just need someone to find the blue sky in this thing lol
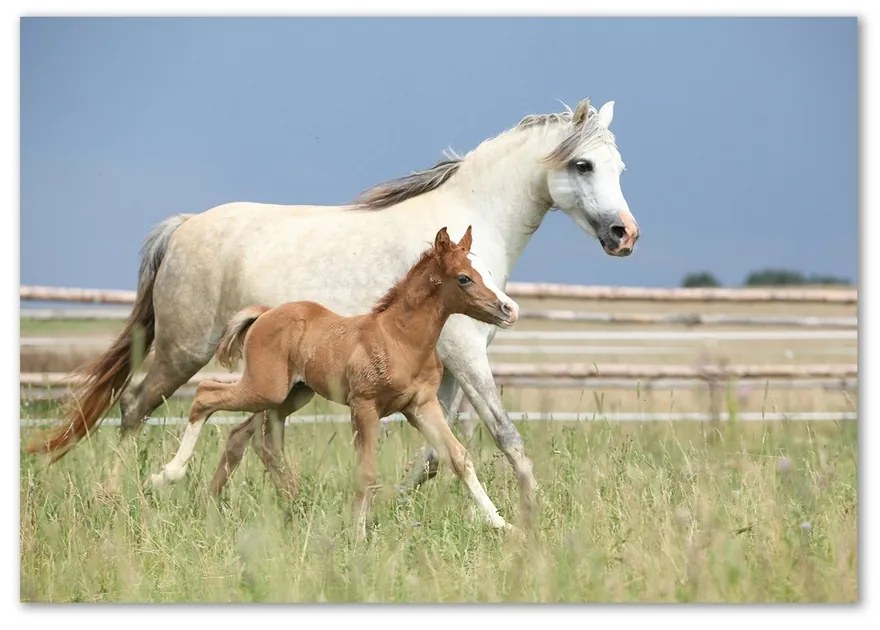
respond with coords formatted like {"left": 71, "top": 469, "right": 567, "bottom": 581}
{"left": 19, "top": 16, "right": 857, "bottom": 289}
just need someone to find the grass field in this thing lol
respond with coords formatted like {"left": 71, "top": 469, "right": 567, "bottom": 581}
{"left": 19, "top": 296, "right": 859, "bottom": 603}
{"left": 20, "top": 416, "right": 857, "bottom": 603}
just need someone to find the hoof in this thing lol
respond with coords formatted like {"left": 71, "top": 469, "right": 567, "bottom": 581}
{"left": 501, "top": 523, "right": 526, "bottom": 541}
{"left": 354, "top": 526, "right": 368, "bottom": 545}
{"left": 147, "top": 471, "right": 168, "bottom": 489}
{"left": 99, "top": 471, "right": 125, "bottom": 496}
{"left": 94, "top": 480, "right": 124, "bottom": 502}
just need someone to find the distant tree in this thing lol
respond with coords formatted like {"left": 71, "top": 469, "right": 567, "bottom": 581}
{"left": 744, "top": 268, "right": 806, "bottom": 286}
{"left": 681, "top": 272, "right": 721, "bottom": 288}
{"left": 805, "top": 274, "right": 852, "bottom": 286}
{"left": 744, "top": 268, "right": 852, "bottom": 286}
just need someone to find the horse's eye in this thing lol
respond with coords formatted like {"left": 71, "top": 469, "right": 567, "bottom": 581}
{"left": 573, "top": 159, "right": 594, "bottom": 174}
{"left": 457, "top": 275, "right": 472, "bottom": 286}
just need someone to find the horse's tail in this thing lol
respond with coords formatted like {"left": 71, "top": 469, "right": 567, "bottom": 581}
{"left": 215, "top": 305, "right": 272, "bottom": 371}
{"left": 25, "top": 214, "right": 193, "bottom": 462}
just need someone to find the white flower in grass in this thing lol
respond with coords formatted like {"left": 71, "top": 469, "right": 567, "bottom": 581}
{"left": 776, "top": 456, "right": 793, "bottom": 473}
{"left": 674, "top": 506, "right": 691, "bottom": 526}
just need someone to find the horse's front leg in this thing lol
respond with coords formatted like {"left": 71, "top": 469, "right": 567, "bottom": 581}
{"left": 439, "top": 323, "right": 538, "bottom": 528}
{"left": 398, "top": 369, "right": 464, "bottom": 492}
{"left": 404, "top": 398, "right": 512, "bottom": 533}
{"left": 350, "top": 401, "right": 380, "bottom": 543}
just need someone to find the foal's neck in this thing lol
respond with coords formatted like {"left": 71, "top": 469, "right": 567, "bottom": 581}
{"left": 376, "top": 263, "right": 449, "bottom": 353}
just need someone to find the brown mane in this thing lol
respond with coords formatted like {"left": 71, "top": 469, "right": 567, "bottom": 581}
{"left": 371, "top": 247, "right": 437, "bottom": 313}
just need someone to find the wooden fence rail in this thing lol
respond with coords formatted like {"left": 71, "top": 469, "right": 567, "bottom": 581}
{"left": 519, "top": 310, "right": 857, "bottom": 328}
{"left": 509, "top": 283, "right": 857, "bottom": 303}
{"left": 21, "top": 286, "right": 137, "bottom": 305}
{"left": 19, "top": 363, "right": 858, "bottom": 390}
{"left": 19, "top": 307, "right": 859, "bottom": 329}
{"left": 20, "top": 283, "right": 858, "bottom": 305}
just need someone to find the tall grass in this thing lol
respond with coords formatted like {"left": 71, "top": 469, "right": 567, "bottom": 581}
{"left": 20, "top": 417, "right": 857, "bottom": 603}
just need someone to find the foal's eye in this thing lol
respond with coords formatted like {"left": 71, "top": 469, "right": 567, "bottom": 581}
{"left": 457, "top": 275, "right": 473, "bottom": 286}
{"left": 573, "top": 159, "right": 594, "bottom": 174}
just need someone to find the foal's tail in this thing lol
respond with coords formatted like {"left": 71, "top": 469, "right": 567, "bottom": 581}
{"left": 215, "top": 305, "right": 272, "bottom": 370}
{"left": 25, "top": 214, "right": 193, "bottom": 462}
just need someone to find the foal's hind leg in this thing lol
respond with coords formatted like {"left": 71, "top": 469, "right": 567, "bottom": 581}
{"left": 251, "top": 385, "right": 315, "bottom": 499}
{"left": 149, "top": 379, "right": 282, "bottom": 488}
{"left": 206, "top": 413, "right": 263, "bottom": 495}
{"left": 404, "top": 399, "right": 512, "bottom": 533}
{"left": 208, "top": 384, "right": 315, "bottom": 498}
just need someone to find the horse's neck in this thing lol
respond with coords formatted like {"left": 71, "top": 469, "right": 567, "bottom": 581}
{"left": 442, "top": 127, "right": 562, "bottom": 281}
{"left": 376, "top": 272, "right": 448, "bottom": 359}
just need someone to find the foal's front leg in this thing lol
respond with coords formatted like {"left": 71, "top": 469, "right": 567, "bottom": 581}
{"left": 398, "top": 369, "right": 463, "bottom": 492}
{"left": 401, "top": 323, "right": 537, "bottom": 526}
{"left": 404, "top": 398, "right": 513, "bottom": 533}
{"left": 350, "top": 401, "right": 380, "bottom": 543}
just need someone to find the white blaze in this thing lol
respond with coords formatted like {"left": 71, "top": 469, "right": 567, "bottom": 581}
{"left": 467, "top": 253, "right": 519, "bottom": 322}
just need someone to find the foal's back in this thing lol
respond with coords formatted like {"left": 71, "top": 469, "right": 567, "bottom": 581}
{"left": 242, "top": 300, "right": 380, "bottom": 406}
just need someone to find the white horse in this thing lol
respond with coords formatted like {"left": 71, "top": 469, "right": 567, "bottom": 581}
{"left": 29, "top": 97, "right": 639, "bottom": 521}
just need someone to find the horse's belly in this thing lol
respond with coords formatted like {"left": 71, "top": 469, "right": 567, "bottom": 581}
{"left": 297, "top": 351, "right": 352, "bottom": 406}
{"left": 307, "top": 378, "right": 350, "bottom": 407}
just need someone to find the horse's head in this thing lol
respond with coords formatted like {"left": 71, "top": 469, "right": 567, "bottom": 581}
{"left": 543, "top": 98, "right": 640, "bottom": 257}
{"left": 432, "top": 226, "right": 519, "bottom": 328}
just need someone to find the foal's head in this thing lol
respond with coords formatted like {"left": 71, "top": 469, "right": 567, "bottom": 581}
{"left": 432, "top": 226, "right": 519, "bottom": 328}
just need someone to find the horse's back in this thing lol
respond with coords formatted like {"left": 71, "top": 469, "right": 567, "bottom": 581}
{"left": 148, "top": 198, "right": 479, "bottom": 363}
{"left": 246, "top": 299, "right": 341, "bottom": 353}
{"left": 272, "top": 299, "right": 339, "bottom": 323}
{"left": 154, "top": 201, "right": 424, "bottom": 319}
{"left": 270, "top": 300, "right": 372, "bottom": 343}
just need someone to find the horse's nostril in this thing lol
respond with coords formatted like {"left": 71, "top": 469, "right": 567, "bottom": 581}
{"left": 500, "top": 302, "right": 511, "bottom": 315}
{"left": 610, "top": 225, "right": 627, "bottom": 241}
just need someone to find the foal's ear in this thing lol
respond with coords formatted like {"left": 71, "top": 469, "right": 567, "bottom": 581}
{"left": 434, "top": 226, "right": 451, "bottom": 251}
{"left": 457, "top": 225, "right": 473, "bottom": 253}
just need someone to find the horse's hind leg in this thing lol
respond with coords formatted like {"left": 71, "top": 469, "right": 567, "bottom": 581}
{"left": 106, "top": 346, "right": 209, "bottom": 493}
{"left": 252, "top": 384, "right": 315, "bottom": 499}
{"left": 149, "top": 378, "right": 282, "bottom": 488}
{"left": 209, "top": 384, "right": 315, "bottom": 499}
{"left": 207, "top": 413, "right": 262, "bottom": 495}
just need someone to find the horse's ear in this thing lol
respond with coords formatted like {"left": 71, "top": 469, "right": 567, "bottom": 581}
{"left": 572, "top": 98, "right": 592, "bottom": 126}
{"left": 434, "top": 226, "right": 451, "bottom": 251}
{"left": 458, "top": 226, "right": 473, "bottom": 253}
{"left": 596, "top": 101, "right": 615, "bottom": 129}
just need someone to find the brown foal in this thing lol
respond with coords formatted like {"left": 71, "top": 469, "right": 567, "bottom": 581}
{"left": 148, "top": 226, "right": 520, "bottom": 538}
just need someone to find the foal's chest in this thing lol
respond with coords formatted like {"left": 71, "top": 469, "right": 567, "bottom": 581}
{"left": 374, "top": 354, "right": 443, "bottom": 412}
